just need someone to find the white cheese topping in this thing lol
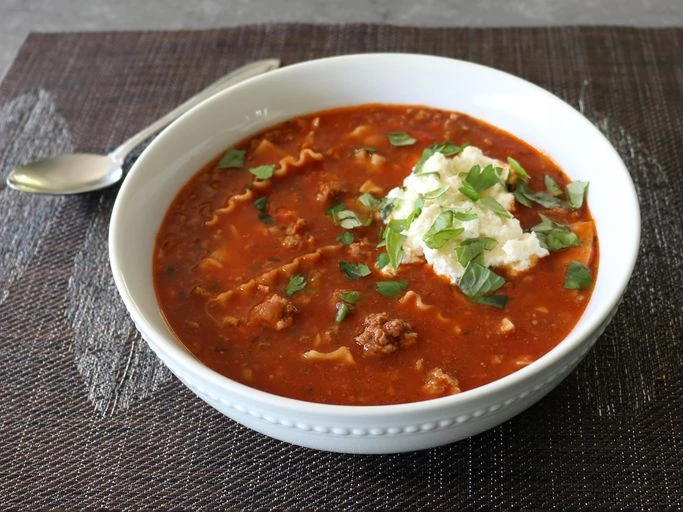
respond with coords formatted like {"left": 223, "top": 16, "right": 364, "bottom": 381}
{"left": 384, "top": 146, "right": 548, "bottom": 283}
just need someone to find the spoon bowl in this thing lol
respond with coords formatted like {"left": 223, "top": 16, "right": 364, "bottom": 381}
{"left": 7, "top": 153, "right": 123, "bottom": 195}
{"left": 5, "top": 59, "right": 280, "bottom": 195}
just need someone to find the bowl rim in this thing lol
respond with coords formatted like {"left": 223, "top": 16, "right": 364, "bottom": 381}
{"left": 109, "top": 52, "right": 641, "bottom": 418}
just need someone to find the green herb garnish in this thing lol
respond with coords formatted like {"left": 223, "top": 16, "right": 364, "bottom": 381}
{"left": 339, "top": 261, "right": 371, "bottom": 279}
{"left": 471, "top": 295, "right": 509, "bottom": 308}
{"left": 285, "top": 275, "right": 306, "bottom": 296}
{"left": 544, "top": 175, "right": 563, "bottom": 196}
{"left": 218, "top": 148, "right": 246, "bottom": 169}
{"left": 357, "top": 193, "right": 381, "bottom": 211}
{"left": 514, "top": 182, "right": 562, "bottom": 208}
{"left": 388, "top": 131, "right": 417, "bottom": 147}
{"left": 249, "top": 164, "right": 276, "bottom": 180}
{"left": 258, "top": 213, "right": 274, "bottom": 224}
{"left": 566, "top": 181, "right": 589, "bottom": 209}
{"left": 333, "top": 209, "right": 365, "bottom": 229}
{"left": 531, "top": 214, "right": 581, "bottom": 251}
{"left": 379, "top": 197, "right": 400, "bottom": 221}
{"left": 375, "top": 252, "right": 390, "bottom": 269}
{"left": 376, "top": 280, "right": 409, "bottom": 297}
{"left": 326, "top": 202, "right": 345, "bottom": 216}
{"left": 455, "top": 237, "right": 497, "bottom": 267}
{"left": 253, "top": 196, "right": 268, "bottom": 212}
{"left": 452, "top": 211, "right": 478, "bottom": 221}
{"left": 423, "top": 211, "right": 463, "bottom": 249}
{"left": 507, "top": 157, "right": 530, "bottom": 181}
{"left": 385, "top": 225, "right": 406, "bottom": 269}
{"left": 414, "top": 142, "right": 469, "bottom": 173}
{"left": 459, "top": 164, "right": 502, "bottom": 201}
{"left": 564, "top": 261, "right": 593, "bottom": 289}
{"left": 480, "top": 197, "right": 512, "bottom": 218}
{"left": 339, "top": 290, "right": 362, "bottom": 304}
{"left": 337, "top": 231, "right": 355, "bottom": 245}
{"left": 458, "top": 262, "right": 506, "bottom": 308}
{"left": 335, "top": 302, "right": 351, "bottom": 323}
{"left": 422, "top": 185, "right": 450, "bottom": 200}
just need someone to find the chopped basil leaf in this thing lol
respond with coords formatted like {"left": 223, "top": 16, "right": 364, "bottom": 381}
{"left": 385, "top": 226, "right": 406, "bottom": 269}
{"left": 480, "top": 197, "right": 512, "bottom": 218}
{"left": 544, "top": 175, "right": 563, "bottom": 196}
{"left": 339, "top": 290, "right": 361, "bottom": 304}
{"left": 253, "top": 196, "right": 268, "bottom": 212}
{"left": 334, "top": 209, "right": 365, "bottom": 229}
{"left": 452, "top": 210, "right": 478, "bottom": 221}
{"left": 375, "top": 252, "right": 390, "bottom": 269}
{"left": 376, "top": 226, "right": 387, "bottom": 248}
{"left": 357, "top": 192, "right": 381, "bottom": 211}
{"left": 249, "top": 164, "right": 276, "bottom": 180}
{"left": 376, "top": 280, "right": 408, "bottom": 297}
{"left": 546, "top": 230, "right": 582, "bottom": 251}
{"left": 459, "top": 261, "right": 506, "bottom": 298}
{"left": 513, "top": 185, "right": 533, "bottom": 207}
{"left": 326, "top": 202, "right": 345, "bottom": 216}
{"left": 471, "top": 295, "right": 508, "bottom": 308}
{"left": 423, "top": 211, "right": 463, "bottom": 249}
{"left": 459, "top": 180, "right": 480, "bottom": 201}
{"left": 514, "top": 182, "right": 562, "bottom": 208}
{"left": 405, "top": 203, "right": 423, "bottom": 230}
{"left": 388, "top": 131, "right": 417, "bottom": 147}
{"left": 339, "top": 261, "right": 371, "bottom": 279}
{"left": 507, "top": 157, "right": 530, "bottom": 181}
{"left": 355, "top": 146, "right": 377, "bottom": 154}
{"left": 388, "top": 218, "right": 408, "bottom": 233}
{"left": 465, "top": 164, "right": 502, "bottom": 194}
{"left": 424, "top": 228, "right": 464, "bottom": 249}
{"left": 455, "top": 237, "right": 497, "bottom": 267}
{"left": 423, "top": 185, "right": 450, "bottom": 200}
{"left": 285, "top": 275, "right": 306, "bottom": 296}
{"left": 218, "top": 148, "right": 246, "bottom": 169}
{"left": 258, "top": 213, "right": 274, "bottom": 224}
{"left": 414, "top": 142, "right": 469, "bottom": 173}
{"left": 427, "top": 210, "right": 453, "bottom": 232}
{"left": 379, "top": 198, "right": 399, "bottom": 220}
{"left": 531, "top": 214, "right": 581, "bottom": 251}
{"left": 564, "top": 261, "right": 593, "bottom": 289}
{"left": 335, "top": 302, "right": 351, "bottom": 323}
{"left": 413, "top": 195, "right": 425, "bottom": 211}
{"left": 566, "top": 181, "right": 589, "bottom": 209}
{"left": 337, "top": 231, "right": 355, "bottom": 245}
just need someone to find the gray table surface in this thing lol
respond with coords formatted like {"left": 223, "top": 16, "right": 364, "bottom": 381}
{"left": 2, "top": 0, "right": 683, "bottom": 79}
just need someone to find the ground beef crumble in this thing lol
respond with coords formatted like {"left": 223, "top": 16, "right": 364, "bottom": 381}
{"left": 422, "top": 368, "right": 461, "bottom": 396}
{"left": 247, "top": 294, "right": 297, "bottom": 331}
{"left": 354, "top": 312, "right": 417, "bottom": 357}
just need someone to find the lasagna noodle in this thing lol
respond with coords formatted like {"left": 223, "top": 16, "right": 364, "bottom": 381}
{"left": 399, "top": 290, "right": 462, "bottom": 333}
{"left": 206, "top": 148, "right": 324, "bottom": 227}
{"left": 205, "top": 244, "right": 343, "bottom": 327}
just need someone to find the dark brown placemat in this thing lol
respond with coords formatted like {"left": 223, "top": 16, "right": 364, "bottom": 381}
{"left": 1, "top": 24, "right": 681, "bottom": 510}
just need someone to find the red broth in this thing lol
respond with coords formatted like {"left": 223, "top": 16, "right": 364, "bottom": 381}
{"left": 154, "top": 105, "right": 597, "bottom": 405}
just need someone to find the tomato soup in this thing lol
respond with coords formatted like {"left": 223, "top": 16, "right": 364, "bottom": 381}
{"left": 154, "top": 105, "right": 597, "bottom": 405}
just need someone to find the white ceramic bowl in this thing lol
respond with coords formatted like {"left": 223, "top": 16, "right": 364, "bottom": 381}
{"left": 109, "top": 54, "right": 639, "bottom": 454}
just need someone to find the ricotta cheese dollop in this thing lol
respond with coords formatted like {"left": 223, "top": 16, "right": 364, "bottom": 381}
{"left": 383, "top": 146, "right": 548, "bottom": 284}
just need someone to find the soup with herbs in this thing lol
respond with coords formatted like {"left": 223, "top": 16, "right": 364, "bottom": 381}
{"left": 154, "top": 104, "right": 597, "bottom": 405}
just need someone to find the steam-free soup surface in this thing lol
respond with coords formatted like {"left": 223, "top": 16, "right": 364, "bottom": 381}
{"left": 154, "top": 104, "right": 597, "bottom": 405}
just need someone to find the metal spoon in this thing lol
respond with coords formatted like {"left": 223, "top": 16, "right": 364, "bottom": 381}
{"left": 6, "top": 59, "right": 280, "bottom": 195}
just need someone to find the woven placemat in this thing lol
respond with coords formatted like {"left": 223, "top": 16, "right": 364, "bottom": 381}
{"left": 0, "top": 25, "right": 681, "bottom": 510}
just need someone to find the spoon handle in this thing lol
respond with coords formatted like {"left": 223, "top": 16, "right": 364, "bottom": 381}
{"left": 109, "top": 58, "right": 280, "bottom": 163}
